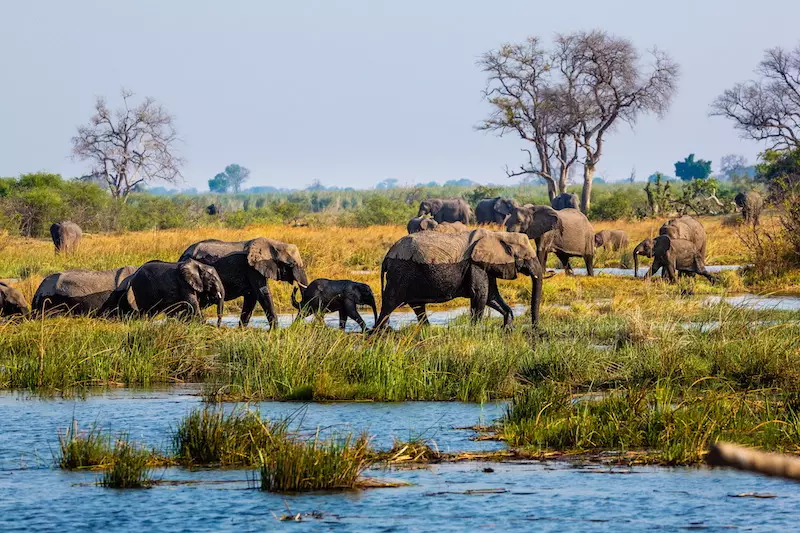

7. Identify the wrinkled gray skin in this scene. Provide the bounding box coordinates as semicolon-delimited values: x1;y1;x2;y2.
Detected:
407;216;439;234
550;193;579;211
594;229;630;251
101;260;225;324
506;206;595;276
735;191;763;226
417;198;472;224
645;236;717;284
32;266;137;315
180;238;308;328
50;221;82;254
475;197;519;224
0;281;29;317
291;278;377;331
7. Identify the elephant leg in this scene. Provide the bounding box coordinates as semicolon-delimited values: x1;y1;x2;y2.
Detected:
487;278;513;328
556;251;573;275
645;259;661;280
255;284;278;330
338;309;348;330
665;260;678;283
469;270;489;324
584;254;594;277
240;294;257;327
343;299;367;331
410;303;429;326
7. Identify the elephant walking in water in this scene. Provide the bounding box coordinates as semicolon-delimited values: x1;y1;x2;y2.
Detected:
644;236;717;284
506;206;595;276
475;197;519;224
292;279;377;331
32;266;137;315
633;215;707;277
417;198;472;224
180;237;308;328
50;221;82;254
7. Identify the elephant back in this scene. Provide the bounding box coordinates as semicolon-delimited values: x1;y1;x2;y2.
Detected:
52;267;138;297
181;239;246;263
552;208;594;255
385;231;471;264
434;221;468;234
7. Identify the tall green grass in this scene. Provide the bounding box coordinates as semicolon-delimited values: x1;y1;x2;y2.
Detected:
100;436;153;488
57;421;112;469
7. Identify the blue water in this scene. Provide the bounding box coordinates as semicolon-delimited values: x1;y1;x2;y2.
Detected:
2;389;800;532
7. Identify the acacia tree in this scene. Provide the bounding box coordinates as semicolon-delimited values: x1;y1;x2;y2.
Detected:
71;90;183;201
711;44;800;151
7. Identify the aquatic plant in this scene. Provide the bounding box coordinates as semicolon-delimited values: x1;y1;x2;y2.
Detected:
57;420;112;469
100;436;153;488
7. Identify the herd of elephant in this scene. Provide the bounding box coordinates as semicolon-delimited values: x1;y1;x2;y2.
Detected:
0;190;746;331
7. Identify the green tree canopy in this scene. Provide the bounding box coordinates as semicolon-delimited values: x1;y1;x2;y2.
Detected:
675;154;712;181
209;164;251;194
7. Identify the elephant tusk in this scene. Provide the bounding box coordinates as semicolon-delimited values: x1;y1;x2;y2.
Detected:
297;282;308;289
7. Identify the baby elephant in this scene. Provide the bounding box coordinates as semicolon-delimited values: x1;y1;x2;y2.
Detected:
291;279;377;331
0;281;30;317
644;236;717;284
594;229;629;251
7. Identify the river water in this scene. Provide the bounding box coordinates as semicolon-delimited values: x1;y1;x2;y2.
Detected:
2;389;800;532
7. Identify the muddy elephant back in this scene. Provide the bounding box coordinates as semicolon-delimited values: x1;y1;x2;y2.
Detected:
385;232;471;264
553;209;594;255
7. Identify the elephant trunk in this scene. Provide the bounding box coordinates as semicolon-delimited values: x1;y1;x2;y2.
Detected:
530;262;543;328
633;250;640;278
291;285;302;310
293;266;309;289
216;294;224;327
366;291;378;326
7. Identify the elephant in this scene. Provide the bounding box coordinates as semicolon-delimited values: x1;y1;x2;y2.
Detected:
206;204;219;216
376;227;554;330
505;206;595;276
632;238;654;277
179;237;308;328
659;215;707;260
32;266;137;315
551;193;579;211
594;230;630;251
50;221;82;254
0;281;29;317
735;191;763;226
407;216;439;234
644;236;717;284
100;259;225;323
475;197;520;224
417;198;472;224
291;278;378;331
433;221;469;234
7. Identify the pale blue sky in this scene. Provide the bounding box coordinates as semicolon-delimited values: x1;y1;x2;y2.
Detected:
1;0;798;190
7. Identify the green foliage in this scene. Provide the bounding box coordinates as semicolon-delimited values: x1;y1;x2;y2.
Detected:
675;154;712;181
463;185;501;206
644;173;674;216
100;436;152;488
58;421;113;469
589;194;634;220
273;200;303;223
756;148;800;201
210;164;250;194
208;173;229;193
352;195;415;226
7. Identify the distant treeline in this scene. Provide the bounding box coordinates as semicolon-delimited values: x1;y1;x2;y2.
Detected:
0;172;751;238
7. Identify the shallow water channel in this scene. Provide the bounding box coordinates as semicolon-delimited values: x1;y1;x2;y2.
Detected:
3;388;800;532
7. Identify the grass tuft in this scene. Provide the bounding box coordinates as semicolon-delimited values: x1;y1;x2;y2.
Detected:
100;436;153;488
57;420;112;469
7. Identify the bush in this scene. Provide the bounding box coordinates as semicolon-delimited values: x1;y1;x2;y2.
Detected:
589;194;635;220
352;195;415;226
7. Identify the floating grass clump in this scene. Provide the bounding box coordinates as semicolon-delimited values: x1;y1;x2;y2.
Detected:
100;436;153;488
259;431;371;492
57;421;112;469
381;438;441;464
502;383;800;464
172;407;287;466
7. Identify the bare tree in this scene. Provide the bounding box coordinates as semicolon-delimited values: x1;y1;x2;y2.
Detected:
711;45;800;151
72;89;184;201
555;31;679;212
477;38;579;200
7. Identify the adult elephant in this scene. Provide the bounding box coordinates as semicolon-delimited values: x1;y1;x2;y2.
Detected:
0;281;29;317
594;230;630;251
644;236;717;284
551;193;579;211
417;198;472;224
32;266;137;315
101;260;225;323
407;216;439;234
377;227;555;330
179;237;308;328
50;221;82;254
505;206;595;276
659;216;706;260
735;191;763;226
475;197;519;224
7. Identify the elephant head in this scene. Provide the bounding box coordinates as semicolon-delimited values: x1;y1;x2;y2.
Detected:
493;197;519;218
0;281;30;317
179;260;226;325
594;231;606;248
407;216;439;233
633;238;654;277
417;199;442;217
504;205;561;240
247;238;309;288
734;192;746;209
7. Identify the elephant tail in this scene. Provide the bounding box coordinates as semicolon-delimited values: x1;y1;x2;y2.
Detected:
291;285;302;310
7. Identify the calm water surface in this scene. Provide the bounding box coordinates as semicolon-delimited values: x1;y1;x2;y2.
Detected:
2;389;800;532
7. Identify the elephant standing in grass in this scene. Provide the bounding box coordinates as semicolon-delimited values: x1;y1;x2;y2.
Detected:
377;226;555;330
594;230;630;251
179;237;308;328
505;206;595;276
291;279;377;331
645;236;717;284
735;191;764;226
475;197;519;224
551;193;579;211
0;281;29;316
417;198;472;224
407;216;439;234
32;266;137;315
101;260;225;323
50;221;82;254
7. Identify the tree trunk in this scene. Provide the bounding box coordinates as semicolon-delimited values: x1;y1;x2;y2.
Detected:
545;178;557;201
580;164;594;213
557;165;569;196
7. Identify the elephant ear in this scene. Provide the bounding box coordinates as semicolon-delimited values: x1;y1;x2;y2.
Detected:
469;233;518;280
179;261;204;292
528;206;561;239
493;198;514;215
247;238;305;279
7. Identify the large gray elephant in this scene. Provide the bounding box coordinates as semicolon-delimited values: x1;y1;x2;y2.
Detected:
632;216;707;276
475;197;519;224
505;206;595;276
407;216;439;234
32;266;137;315
551;193;579;211
594;229;630;251
645;236;717;284
101;260;225;323
0;281;29;317
377;227;555;330
735;191;764;226
50;221;82;254
417;198;472;224
291;278;377;331
179;237;308;328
